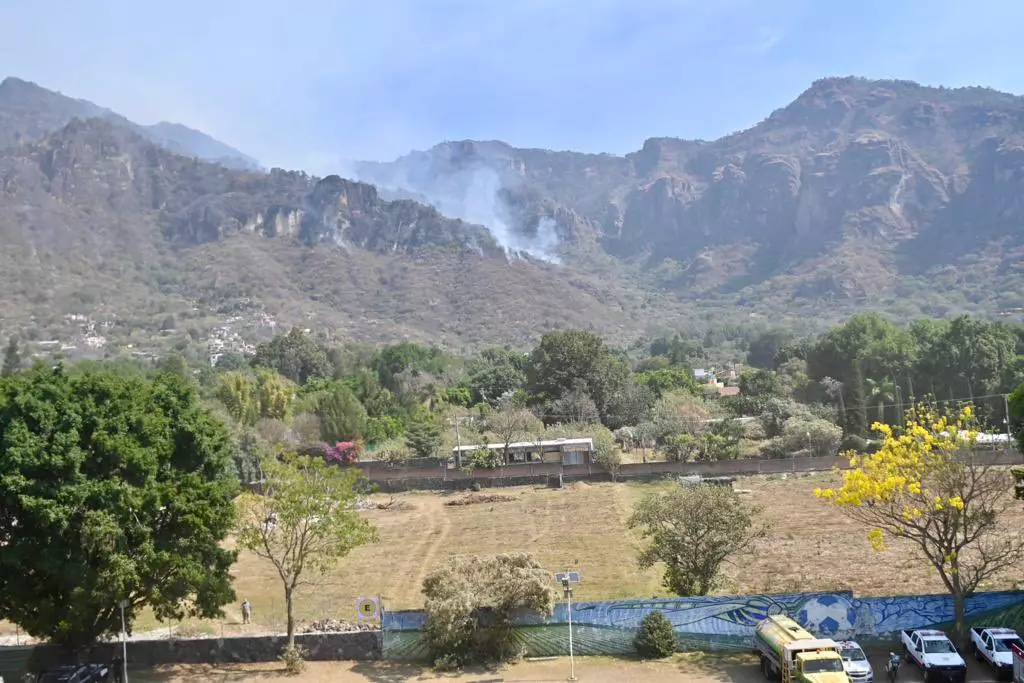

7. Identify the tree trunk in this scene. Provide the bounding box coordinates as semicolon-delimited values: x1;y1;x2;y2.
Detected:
285;586;295;648
953;590;967;647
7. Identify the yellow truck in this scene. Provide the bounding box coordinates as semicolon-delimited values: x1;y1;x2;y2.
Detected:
754;615;851;683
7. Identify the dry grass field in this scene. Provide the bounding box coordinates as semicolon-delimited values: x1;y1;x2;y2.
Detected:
4;472;1023;640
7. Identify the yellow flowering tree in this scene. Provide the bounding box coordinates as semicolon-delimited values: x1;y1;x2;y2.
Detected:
815;406;1024;643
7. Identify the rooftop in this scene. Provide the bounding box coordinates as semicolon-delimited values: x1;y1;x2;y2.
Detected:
453;437;594;453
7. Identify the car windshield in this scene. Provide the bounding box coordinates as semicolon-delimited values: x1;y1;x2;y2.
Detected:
923;638;956;654
841;647;867;662
803;658;845;673
993;637;1024;652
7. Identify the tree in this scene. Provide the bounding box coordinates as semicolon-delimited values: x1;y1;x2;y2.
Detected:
814;406;1024;643
422;553;555;668
634;611;677;658
739;368;785;399
780;416;842;457
0;365;238;647
406;419;443;459
605;380;656;429
1;336;20;376
747;331;792;370
628;484;767;596
236;452;377;648
591;424;622;478
486;403;542;460
251;327;332;385
526;330;629;418
468;348;527;406
316;382;368;443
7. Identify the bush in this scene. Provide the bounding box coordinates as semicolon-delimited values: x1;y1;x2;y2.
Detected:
279;643;307;675
634;611;677;658
780;416;842;457
839;434;868;453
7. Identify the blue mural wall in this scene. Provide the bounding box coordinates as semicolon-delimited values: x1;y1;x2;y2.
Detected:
382;590;1024;660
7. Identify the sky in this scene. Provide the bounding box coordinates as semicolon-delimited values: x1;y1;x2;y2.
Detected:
1;0;1022;174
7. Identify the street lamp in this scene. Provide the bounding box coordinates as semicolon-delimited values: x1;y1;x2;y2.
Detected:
118;599;129;683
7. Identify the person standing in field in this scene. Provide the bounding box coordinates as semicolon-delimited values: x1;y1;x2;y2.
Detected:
241;599;252;625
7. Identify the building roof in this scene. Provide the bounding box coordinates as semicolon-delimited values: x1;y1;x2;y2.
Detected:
453;437;594;453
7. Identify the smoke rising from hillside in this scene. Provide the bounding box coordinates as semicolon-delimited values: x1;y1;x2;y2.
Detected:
348;158;561;263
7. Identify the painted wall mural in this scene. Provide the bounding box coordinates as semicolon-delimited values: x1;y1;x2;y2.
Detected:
382;590;1024;660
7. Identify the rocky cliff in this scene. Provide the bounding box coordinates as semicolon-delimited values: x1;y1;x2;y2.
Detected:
355;77;1024;311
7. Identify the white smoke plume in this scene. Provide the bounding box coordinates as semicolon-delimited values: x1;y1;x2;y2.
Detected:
345;155;562;263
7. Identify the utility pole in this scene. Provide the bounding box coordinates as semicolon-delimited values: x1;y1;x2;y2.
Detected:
1005;393;1014;447
448;414;472;469
119;599;129;683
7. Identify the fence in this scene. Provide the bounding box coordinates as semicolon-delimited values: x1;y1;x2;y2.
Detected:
358;449;1024;492
382;589;1024;659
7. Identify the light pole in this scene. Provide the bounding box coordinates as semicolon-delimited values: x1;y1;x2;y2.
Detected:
118;599;129;683
555;570;580;682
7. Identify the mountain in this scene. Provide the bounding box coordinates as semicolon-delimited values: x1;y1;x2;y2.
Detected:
0;118;657;347
0;77;260;171
353;77;1024;320
3;76;1024;352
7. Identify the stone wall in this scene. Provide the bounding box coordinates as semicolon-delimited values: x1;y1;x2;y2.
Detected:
10;631;380;675
363;449;1024;493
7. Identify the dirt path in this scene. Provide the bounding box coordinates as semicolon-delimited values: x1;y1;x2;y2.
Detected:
378;496;449;606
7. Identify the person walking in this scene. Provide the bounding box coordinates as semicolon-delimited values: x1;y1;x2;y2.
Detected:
241;599;252;625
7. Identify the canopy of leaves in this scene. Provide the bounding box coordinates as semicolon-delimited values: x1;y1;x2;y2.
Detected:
0;365;239;647
251;327;332;385
815;406;1024;640
526;330;629;419
628;484;767;596
236;452;377;644
421;553;554;668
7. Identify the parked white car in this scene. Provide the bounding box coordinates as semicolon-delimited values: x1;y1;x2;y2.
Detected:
836;640;874;682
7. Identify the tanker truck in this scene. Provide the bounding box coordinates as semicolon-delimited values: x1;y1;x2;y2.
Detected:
754;615;851;683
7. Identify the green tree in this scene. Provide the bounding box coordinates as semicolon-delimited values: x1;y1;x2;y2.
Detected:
526;330;629;419
0;365;238;647
468;348;527;406
236;452;377;647
1;336;21;377
634;611;677;658
422;553;555;668
628;484;768;596
216;371;259;425
635;367;698;398
406;419;443;459
746;331;792;370
316;382;368;443
739;368;784;399
251;327;332;385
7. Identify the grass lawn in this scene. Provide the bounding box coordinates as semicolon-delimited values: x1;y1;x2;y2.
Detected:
4;472;1023;639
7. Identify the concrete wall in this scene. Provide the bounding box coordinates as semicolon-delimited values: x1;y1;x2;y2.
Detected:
361;449;1024;492
0;631;380;676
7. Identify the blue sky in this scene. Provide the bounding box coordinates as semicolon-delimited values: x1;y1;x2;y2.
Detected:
1;0;1022;173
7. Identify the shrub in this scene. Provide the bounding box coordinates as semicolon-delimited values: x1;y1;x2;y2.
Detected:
634;611;677;658
780;416;842;457
839;434;868;453
279;643;307;675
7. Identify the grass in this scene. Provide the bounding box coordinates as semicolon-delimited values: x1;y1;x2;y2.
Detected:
5;473;1024;640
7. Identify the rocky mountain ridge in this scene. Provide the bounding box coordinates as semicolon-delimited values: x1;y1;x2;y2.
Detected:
0;77;260;171
354;77;1024;311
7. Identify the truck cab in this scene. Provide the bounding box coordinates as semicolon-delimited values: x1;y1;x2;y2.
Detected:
971;627;1024;680
755;615;851;683
836;640;874;683
901;629;966;683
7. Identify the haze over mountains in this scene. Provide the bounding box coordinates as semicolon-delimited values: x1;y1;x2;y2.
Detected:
1;75;1023;347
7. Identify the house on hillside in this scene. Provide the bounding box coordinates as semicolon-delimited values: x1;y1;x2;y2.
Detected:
452;437;594;468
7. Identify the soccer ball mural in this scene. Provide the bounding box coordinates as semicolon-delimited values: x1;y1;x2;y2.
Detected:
796;594;859;638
